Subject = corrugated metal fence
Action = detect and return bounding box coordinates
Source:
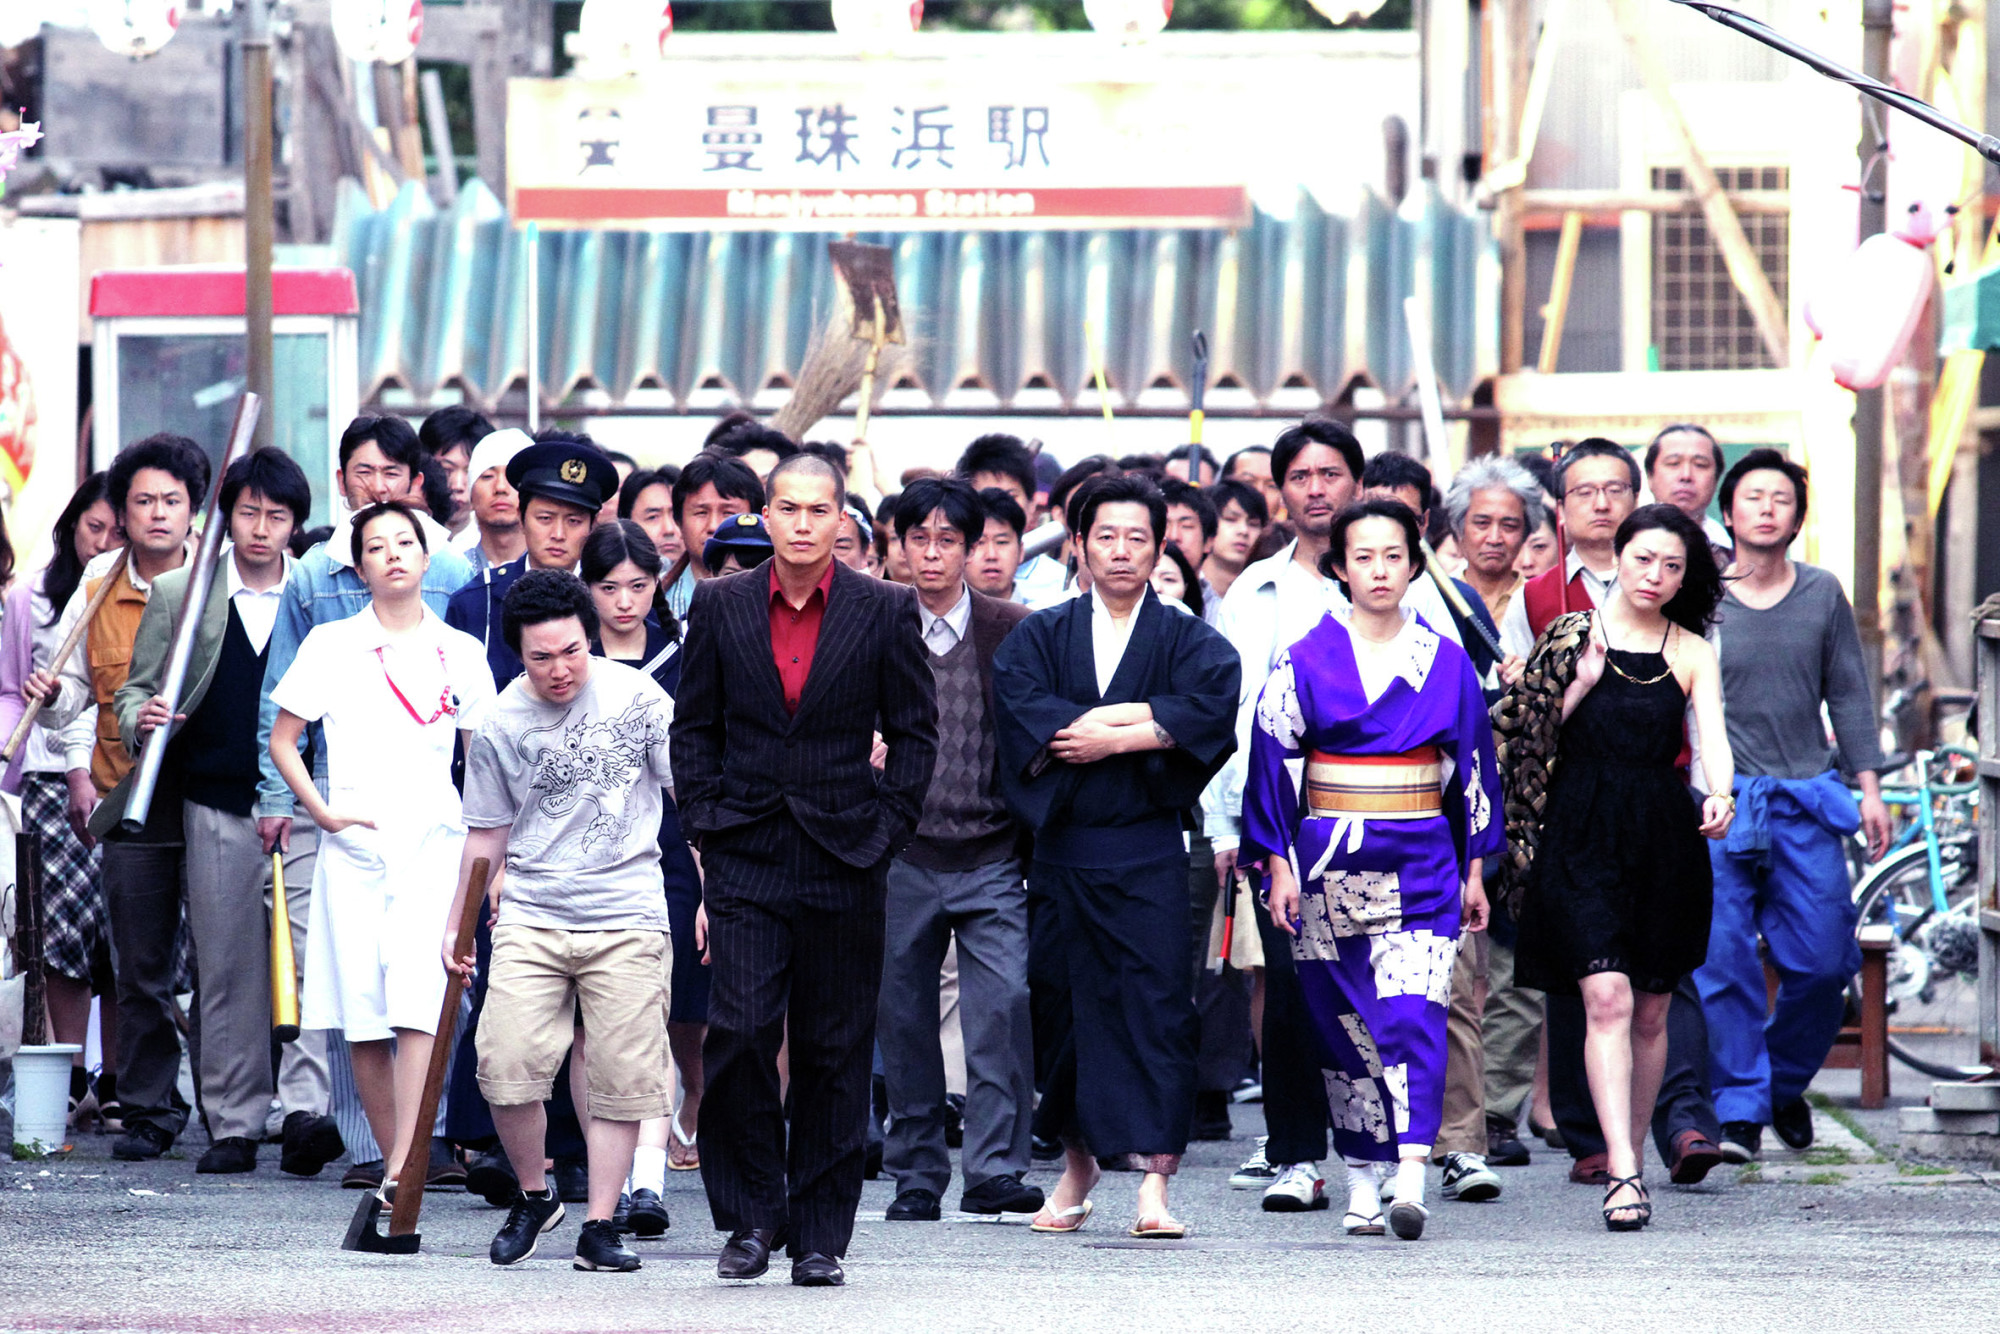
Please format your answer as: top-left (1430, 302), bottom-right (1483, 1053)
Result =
top-left (334, 177), bottom-right (1495, 415)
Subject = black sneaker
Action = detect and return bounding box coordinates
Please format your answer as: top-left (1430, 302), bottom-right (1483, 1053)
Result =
top-left (278, 1112), bottom-right (345, 1177)
top-left (573, 1218), bottom-right (642, 1272)
top-left (959, 1172), bottom-right (1045, 1216)
top-left (1772, 1097), bottom-right (1815, 1151)
top-left (196, 1136), bottom-right (258, 1174)
top-left (885, 1187), bottom-right (941, 1221)
top-left (464, 1148), bottom-right (519, 1206)
top-left (1719, 1121), bottom-right (1764, 1164)
top-left (112, 1122), bottom-right (174, 1161)
top-left (627, 1187), bottom-right (670, 1237)
top-left (553, 1155), bottom-right (589, 1203)
top-left (490, 1190), bottom-right (566, 1266)
top-left (1485, 1114), bottom-right (1530, 1166)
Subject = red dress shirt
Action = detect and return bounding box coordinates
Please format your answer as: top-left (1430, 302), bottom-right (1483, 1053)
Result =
top-left (770, 561), bottom-right (835, 715)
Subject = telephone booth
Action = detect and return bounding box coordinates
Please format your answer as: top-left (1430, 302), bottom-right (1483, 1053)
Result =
top-left (89, 267), bottom-right (360, 526)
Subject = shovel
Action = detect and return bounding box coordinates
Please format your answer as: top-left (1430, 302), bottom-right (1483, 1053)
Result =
top-left (828, 240), bottom-right (904, 443)
top-left (341, 859), bottom-right (491, 1255)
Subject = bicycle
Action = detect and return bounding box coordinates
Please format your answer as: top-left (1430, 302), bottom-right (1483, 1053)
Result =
top-left (1847, 746), bottom-right (1987, 1081)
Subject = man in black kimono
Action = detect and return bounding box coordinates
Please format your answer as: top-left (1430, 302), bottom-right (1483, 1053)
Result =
top-left (993, 472), bottom-right (1240, 1239)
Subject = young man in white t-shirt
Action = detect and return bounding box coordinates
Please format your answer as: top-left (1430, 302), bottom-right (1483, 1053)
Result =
top-left (443, 569), bottom-right (676, 1273)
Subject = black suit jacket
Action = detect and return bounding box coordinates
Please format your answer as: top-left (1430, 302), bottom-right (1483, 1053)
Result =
top-left (670, 559), bottom-right (940, 873)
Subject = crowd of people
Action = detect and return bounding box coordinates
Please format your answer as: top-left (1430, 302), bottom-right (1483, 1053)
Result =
top-left (4, 407), bottom-right (1888, 1280)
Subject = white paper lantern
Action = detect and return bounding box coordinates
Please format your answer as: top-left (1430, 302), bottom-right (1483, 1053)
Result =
top-left (87, 0), bottom-right (180, 59)
top-left (831, 0), bottom-right (922, 48)
top-left (1084, 0), bottom-right (1169, 42)
top-left (572, 0), bottom-right (672, 74)
top-left (332, 0), bottom-right (424, 66)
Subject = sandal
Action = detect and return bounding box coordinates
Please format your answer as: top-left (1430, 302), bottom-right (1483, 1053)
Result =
top-left (1128, 1214), bottom-right (1188, 1239)
top-left (1602, 1174), bottom-right (1651, 1232)
top-left (667, 1112), bottom-right (700, 1172)
top-left (1030, 1199), bottom-right (1094, 1234)
top-left (1343, 1209), bottom-right (1385, 1236)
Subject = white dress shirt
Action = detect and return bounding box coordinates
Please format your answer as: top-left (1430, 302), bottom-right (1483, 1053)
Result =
top-left (918, 585), bottom-right (973, 657)
top-left (224, 545), bottom-right (292, 655)
top-left (1497, 548), bottom-right (1613, 660)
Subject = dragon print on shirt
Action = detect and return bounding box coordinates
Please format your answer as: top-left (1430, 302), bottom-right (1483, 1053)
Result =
top-left (520, 695), bottom-right (669, 853)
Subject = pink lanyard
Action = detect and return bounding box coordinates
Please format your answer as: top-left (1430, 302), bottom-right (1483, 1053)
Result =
top-left (374, 646), bottom-right (457, 726)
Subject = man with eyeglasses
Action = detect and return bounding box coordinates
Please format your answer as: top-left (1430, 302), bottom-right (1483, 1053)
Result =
top-left (1497, 438), bottom-right (1637, 661)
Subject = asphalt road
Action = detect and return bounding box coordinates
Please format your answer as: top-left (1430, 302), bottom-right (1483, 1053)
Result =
top-left (6, 1095), bottom-right (2000, 1334)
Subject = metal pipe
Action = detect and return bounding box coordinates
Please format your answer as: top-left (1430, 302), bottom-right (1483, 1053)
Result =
top-left (525, 221), bottom-right (541, 434)
top-left (1022, 520), bottom-right (1065, 562)
top-left (243, 0), bottom-right (275, 451)
top-left (121, 394), bottom-right (263, 835)
top-left (1853, 0), bottom-right (1892, 701)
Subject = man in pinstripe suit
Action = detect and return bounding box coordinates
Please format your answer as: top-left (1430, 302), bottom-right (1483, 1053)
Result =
top-left (671, 453), bottom-right (939, 1288)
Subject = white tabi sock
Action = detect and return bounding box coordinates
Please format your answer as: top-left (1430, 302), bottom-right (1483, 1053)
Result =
top-left (1345, 1162), bottom-right (1379, 1217)
top-left (632, 1144), bottom-right (668, 1195)
top-left (1395, 1157), bottom-right (1427, 1208)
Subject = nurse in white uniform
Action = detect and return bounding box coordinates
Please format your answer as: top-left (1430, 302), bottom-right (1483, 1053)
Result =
top-left (268, 501), bottom-right (496, 1187)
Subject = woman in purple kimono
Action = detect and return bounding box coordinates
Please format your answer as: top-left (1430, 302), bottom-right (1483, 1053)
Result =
top-left (1243, 498), bottom-right (1504, 1242)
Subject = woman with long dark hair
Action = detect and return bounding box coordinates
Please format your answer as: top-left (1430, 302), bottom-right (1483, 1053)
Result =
top-left (0, 473), bottom-right (119, 1121)
top-left (579, 520), bottom-right (706, 1226)
top-left (1505, 503), bottom-right (1733, 1232)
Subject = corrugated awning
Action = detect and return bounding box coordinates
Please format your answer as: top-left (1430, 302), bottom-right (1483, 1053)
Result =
top-left (334, 177), bottom-right (1495, 416)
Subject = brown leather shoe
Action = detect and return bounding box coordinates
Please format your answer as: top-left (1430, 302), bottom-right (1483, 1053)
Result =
top-left (1568, 1152), bottom-right (1610, 1185)
top-left (1668, 1129), bottom-right (1725, 1185)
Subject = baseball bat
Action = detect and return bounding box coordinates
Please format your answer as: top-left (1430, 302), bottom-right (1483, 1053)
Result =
top-left (270, 851), bottom-right (300, 1043)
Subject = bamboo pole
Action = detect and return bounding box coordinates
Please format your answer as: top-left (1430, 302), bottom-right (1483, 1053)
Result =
top-left (1537, 211), bottom-right (1585, 374)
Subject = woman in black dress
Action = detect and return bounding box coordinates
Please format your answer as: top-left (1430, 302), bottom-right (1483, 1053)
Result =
top-left (582, 520), bottom-right (709, 1234)
top-left (1515, 505), bottom-right (1734, 1231)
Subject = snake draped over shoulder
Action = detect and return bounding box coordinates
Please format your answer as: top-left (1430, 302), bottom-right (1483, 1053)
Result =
top-left (1488, 610), bottom-right (1592, 918)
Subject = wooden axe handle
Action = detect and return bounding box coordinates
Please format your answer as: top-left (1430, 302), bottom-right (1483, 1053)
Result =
top-left (3, 547), bottom-right (130, 765)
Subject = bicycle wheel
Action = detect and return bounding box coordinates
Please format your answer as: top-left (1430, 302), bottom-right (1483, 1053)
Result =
top-left (1850, 845), bottom-right (1988, 1081)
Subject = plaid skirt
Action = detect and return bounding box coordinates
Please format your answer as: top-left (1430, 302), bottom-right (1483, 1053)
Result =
top-left (21, 772), bottom-right (192, 990)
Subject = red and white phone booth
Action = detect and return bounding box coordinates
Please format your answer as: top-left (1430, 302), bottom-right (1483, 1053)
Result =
top-left (89, 267), bottom-right (360, 526)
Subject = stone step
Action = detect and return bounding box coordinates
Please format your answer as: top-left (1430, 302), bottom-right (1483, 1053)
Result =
top-left (1899, 1106), bottom-right (2000, 1135)
top-left (1929, 1082), bottom-right (2000, 1113)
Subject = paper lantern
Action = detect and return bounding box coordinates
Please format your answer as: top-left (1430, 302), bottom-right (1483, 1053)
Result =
top-left (830, 0), bottom-right (922, 46)
top-left (87, 0), bottom-right (180, 59)
top-left (573, 0), bottom-right (672, 73)
top-left (1084, 0), bottom-right (1170, 41)
top-left (1807, 203), bottom-right (1953, 392)
top-left (332, 0), bottom-right (424, 66)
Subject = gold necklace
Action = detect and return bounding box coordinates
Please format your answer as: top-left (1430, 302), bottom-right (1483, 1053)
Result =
top-left (1602, 621), bottom-right (1676, 686)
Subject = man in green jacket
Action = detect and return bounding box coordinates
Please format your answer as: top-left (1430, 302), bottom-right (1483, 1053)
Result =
top-left (108, 447), bottom-right (342, 1178)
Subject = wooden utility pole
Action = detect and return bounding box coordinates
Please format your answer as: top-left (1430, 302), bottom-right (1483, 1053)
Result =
top-left (1853, 0), bottom-right (1893, 695)
top-left (244, 0), bottom-right (275, 449)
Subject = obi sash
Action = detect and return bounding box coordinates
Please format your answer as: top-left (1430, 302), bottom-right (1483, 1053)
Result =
top-left (1304, 746), bottom-right (1444, 819)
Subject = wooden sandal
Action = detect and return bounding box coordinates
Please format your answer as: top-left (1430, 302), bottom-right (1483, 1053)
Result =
top-left (1602, 1174), bottom-right (1651, 1232)
top-left (1030, 1199), bottom-right (1094, 1233)
top-left (667, 1112), bottom-right (700, 1171)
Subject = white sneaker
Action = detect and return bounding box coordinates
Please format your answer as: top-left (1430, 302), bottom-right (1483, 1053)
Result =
top-left (1229, 1136), bottom-right (1277, 1189)
top-left (1260, 1162), bottom-right (1330, 1212)
top-left (1440, 1151), bottom-right (1502, 1203)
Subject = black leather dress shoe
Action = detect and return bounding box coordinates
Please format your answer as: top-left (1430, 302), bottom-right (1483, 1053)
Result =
top-left (717, 1227), bottom-right (783, 1280)
top-left (791, 1252), bottom-right (845, 1287)
top-left (553, 1156), bottom-right (590, 1203)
